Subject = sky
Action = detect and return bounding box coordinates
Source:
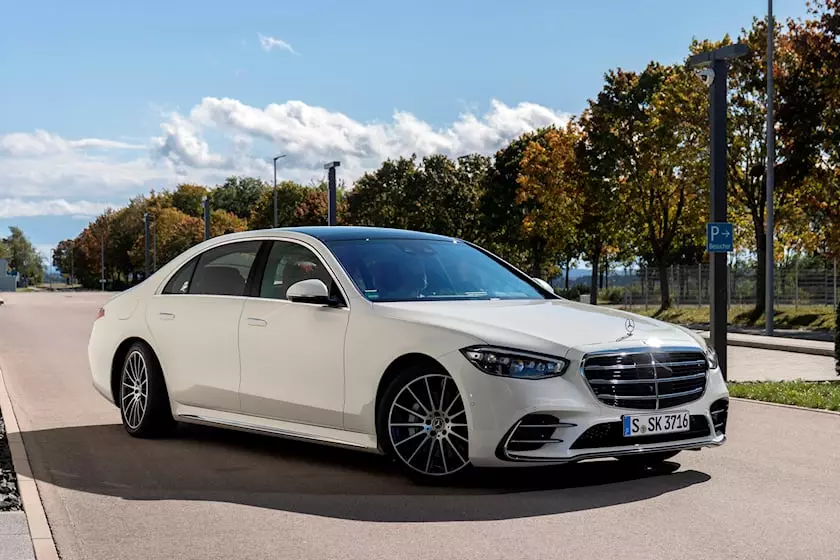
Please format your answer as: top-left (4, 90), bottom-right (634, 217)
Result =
top-left (0, 0), bottom-right (811, 260)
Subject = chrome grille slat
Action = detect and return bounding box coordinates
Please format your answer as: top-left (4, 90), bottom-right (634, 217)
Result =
top-left (597, 387), bottom-right (704, 401)
top-left (588, 371), bottom-right (707, 385)
top-left (581, 347), bottom-right (708, 410)
top-left (585, 360), bottom-right (706, 371)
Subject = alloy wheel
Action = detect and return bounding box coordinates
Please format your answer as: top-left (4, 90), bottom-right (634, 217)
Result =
top-left (387, 373), bottom-right (469, 476)
top-left (121, 350), bottom-right (149, 430)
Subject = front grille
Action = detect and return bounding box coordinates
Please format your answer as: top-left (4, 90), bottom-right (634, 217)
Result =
top-left (570, 415), bottom-right (711, 449)
top-left (582, 349), bottom-right (708, 410)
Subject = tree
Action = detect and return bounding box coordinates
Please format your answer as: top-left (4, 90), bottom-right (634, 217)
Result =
top-left (249, 181), bottom-right (331, 229)
top-left (211, 176), bottom-right (269, 220)
top-left (480, 129), bottom-right (560, 273)
top-left (171, 184), bottom-right (208, 218)
top-left (3, 227), bottom-right (44, 285)
top-left (210, 209), bottom-right (248, 237)
top-left (344, 156), bottom-right (418, 230)
top-left (516, 123), bottom-right (583, 278)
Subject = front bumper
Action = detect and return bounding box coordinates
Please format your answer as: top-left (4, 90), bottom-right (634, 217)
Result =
top-left (437, 349), bottom-right (729, 468)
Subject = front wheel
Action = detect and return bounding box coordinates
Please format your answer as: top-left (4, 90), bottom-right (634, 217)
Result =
top-left (378, 366), bottom-right (471, 483)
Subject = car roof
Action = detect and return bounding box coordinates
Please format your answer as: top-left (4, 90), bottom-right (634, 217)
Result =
top-left (278, 226), bottom-right (457, 243)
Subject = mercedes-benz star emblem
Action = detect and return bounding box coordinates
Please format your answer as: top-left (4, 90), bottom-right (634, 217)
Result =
top-left (625, 318), bottom-right (635, 335)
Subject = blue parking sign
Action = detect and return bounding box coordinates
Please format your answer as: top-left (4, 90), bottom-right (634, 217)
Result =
top-left (706, 222), bottom-right (733, 253)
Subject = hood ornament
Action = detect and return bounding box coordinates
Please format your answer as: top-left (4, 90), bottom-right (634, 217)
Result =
top-left (625, 318), bottom-right (635, 336)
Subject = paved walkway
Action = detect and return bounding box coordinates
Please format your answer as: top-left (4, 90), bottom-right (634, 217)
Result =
top-left (0, 512), bottom-right (34, 560)
top-left (695, 330), bottom-right (836, 358)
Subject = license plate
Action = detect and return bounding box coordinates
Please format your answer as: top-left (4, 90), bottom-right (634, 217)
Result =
top-left (622, 411), bottom-right (690, 437)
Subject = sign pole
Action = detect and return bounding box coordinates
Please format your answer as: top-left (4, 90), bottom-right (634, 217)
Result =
top-left (690, 43), bottom-right (749, 381)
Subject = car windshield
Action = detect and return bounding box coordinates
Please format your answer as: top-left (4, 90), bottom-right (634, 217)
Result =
top-left (325, 238), bottom-right (548, 302)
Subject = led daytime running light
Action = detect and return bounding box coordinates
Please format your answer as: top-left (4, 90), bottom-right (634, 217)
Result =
top-left (460, 346), bottom-right (569, 379)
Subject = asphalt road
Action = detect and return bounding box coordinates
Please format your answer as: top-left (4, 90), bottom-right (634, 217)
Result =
top-left (0, 291), bottom-right (838, 560)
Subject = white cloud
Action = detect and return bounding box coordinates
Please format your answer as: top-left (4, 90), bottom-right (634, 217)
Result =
top-left (0, 130), bottom-right (144, 157)
top-left (257, 33), bottom-right (297, 55)
top-left (0, 199), bottom-right (112, 218)
top-left (0, 98), bottom-right (571, 220)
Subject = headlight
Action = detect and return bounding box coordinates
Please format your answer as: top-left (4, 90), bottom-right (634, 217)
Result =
top-left (460, 346), bottom-right (569, 379)
top-left (704, 346), bottom-right (719, 369)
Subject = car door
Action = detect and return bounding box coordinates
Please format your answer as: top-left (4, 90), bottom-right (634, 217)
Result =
top-left (238, 239), bottom-right (350, 428)
top-left (145, 239), bottom-right (264, 413)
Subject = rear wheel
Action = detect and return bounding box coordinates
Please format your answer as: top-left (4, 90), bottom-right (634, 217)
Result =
top-left (119, 342), bottom-right (175, 438)
top-left (379, 366), bottom-right (471, 483)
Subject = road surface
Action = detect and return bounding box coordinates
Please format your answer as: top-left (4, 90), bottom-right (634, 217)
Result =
top-left (0, 291), bottom-right (838, 560)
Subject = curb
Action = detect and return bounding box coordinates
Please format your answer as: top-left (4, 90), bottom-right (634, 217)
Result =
top-left (0, 366), bottom-right (59, 560)
top-left (696, 331), bottom-right (835, 357)
top-left (730, 396), bottom-right (840, 417)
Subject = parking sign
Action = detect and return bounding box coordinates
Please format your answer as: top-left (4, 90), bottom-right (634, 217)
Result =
top-left (706, 222), bottom-right (733, 253)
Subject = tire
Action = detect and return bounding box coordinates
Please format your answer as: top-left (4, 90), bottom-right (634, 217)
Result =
top-left (617, 450), bottom-right (680, 467)
top-left (377, 364), bottom-right (471, 484)
top-left (119, 341), bottom-right (175, 438)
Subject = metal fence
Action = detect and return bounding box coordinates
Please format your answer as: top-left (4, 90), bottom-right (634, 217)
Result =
top-left (579, 259), bottom-right (839, 311)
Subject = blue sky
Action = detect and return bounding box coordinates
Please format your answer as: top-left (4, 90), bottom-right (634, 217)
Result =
top-left (0, 0), bottom-right (810, 259)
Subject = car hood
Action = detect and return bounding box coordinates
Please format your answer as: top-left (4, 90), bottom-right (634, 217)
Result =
top-left (374, 298), bottom-right (703, 357)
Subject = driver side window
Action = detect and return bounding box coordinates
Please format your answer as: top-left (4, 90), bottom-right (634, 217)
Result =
top-left (259, 241), bottom-right (340, 301)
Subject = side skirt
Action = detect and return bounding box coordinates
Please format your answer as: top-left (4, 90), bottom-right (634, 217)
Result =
top-left (173, 405), bottom-right (382, 454)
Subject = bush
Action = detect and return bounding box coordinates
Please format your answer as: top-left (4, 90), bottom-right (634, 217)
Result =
top-left (602, 287), bottom-right (625, 304)
top-left (557, 286), bottom-right (581, 300)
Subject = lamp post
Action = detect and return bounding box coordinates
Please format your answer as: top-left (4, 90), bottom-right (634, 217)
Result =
top-left (152, 221), bottom-right (157, 272)
top-left (689, 42), bottom-right (750, 381)
top-left (765, 0), bottom-right (776, 335)
top-left (273, 154), bottom-right (287, 228)
top-left (144, 212), bottom-right (150, 278)
top-left (323, 161), bottom-right (341, 226)
top-left (202, 195), bottom-right (210, 240)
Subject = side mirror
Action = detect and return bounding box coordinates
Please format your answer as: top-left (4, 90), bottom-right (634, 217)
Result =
top-left (531, 277), bottom-right (555, 294)
top-left (286, 278), bottom-right (331, 304)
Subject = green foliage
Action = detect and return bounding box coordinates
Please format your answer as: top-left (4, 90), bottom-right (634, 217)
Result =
top-left (1, 227), bottom-right (44, 284)
top-left (727, 381), bottom-right (840, 412)
top-left (211, 176), bottom-right (269, 219)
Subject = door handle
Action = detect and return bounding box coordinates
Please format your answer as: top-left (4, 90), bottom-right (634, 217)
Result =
top-left (158, 312), bottom-right (175, 320)
top-left (246, 317), bottom-right (267, 327)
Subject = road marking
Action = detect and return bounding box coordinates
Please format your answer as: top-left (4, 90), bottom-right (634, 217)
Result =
top-left (0, 365), bottom-right (59, 560)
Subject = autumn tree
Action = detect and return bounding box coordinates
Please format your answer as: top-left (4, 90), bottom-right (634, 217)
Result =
top-left (516, 123), bottom-right (583, 278)
top-left (248, 181), bottom-right (334, 229)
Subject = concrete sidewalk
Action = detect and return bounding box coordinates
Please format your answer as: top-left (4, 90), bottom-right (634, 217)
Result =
top-left (0, 512), bottom-right (35, 560)
top-left (695, 329), bottom-right (836, 357)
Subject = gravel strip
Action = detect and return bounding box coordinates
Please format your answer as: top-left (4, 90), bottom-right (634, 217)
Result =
top-left (0, 410), bottom-right (22, 511)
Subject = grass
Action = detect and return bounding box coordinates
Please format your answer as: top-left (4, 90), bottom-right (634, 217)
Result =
top-left (614, 304), bottom-right (835, 331)
top-left (728, 381), bottom-right (840, 412)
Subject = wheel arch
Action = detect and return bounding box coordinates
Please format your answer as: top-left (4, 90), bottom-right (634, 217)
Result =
top-left (110, 337), bottom-right (162, 404)
top-left (373, 353), bottom-right (449, 441)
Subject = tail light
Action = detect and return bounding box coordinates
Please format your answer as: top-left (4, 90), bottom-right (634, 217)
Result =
top-left (95, 307), bottom-right (105, 320)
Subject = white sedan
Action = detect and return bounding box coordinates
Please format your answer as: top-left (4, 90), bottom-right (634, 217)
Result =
top-left (88, 226), bottom-right (728, 482)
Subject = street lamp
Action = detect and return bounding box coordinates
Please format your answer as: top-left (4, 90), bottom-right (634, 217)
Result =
top-left (766, 0), bottom-right (776, 335)
top-left (273, 154), bottom-right (287, 228)
top-left (688, 42), bottom-right (750, 381)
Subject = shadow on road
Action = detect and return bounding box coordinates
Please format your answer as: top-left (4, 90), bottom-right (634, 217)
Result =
top-left (21, 422), bottom-right (710, 522)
